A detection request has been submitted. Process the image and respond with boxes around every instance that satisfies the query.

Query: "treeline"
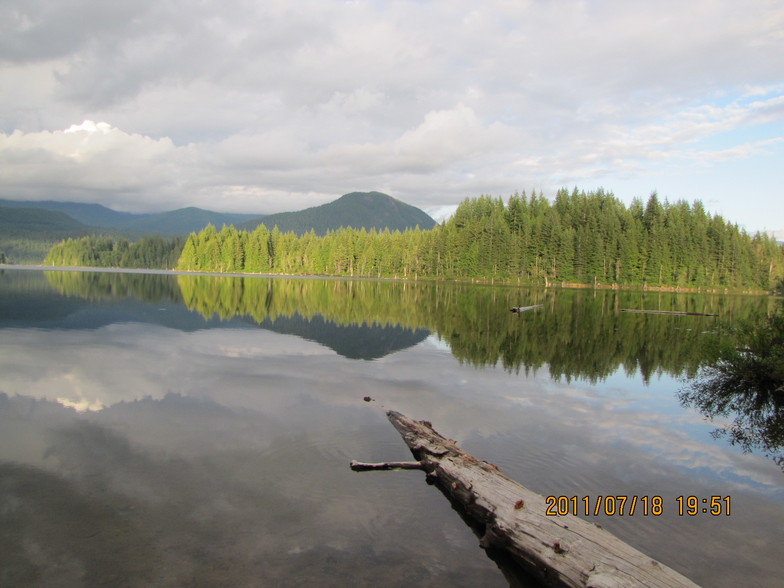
[2,238,63,264]
[44,235,185,269]
[177,189,784,291]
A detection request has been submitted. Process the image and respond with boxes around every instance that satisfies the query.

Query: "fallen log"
[354,411,700,588]
[620,309,717,317]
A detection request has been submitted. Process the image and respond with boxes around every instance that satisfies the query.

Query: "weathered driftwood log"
[369,411,700,588]
[620,309,717,317]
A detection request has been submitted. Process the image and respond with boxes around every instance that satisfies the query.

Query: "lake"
[0,267,782,587]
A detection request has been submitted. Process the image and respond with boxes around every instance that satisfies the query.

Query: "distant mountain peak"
[240,191,436,235]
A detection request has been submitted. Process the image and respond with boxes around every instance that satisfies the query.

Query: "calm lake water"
[1,267,782,587]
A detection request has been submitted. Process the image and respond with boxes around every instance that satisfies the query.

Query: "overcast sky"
[1,1,782,234]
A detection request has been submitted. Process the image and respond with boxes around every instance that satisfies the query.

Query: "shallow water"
[0,268,782,587]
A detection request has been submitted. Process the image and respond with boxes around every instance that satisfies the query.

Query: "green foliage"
[680,306,784,468]
[0,239,56,264]
[44,235,185,269]
[177,189,784,291]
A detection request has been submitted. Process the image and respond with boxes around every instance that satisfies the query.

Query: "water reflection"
[0,270,428,360]
[36,269,775,381]
[260,314,429,360]
[679,307,784,471]
[0,392,506,587]
[682,381,784,471]
[2,268,784,586]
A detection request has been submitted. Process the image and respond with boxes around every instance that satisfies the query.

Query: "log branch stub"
[349,460,425,472]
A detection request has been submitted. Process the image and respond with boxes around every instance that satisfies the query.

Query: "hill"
[0,205,93,236]
[0,199,261,236]
[0,198,146,228]
[240,191,436,235]
[0,191,436,264]
[120,207,262,236]
[0,205,94,263]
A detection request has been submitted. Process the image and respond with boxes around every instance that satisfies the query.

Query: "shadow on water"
[432,483,546,588]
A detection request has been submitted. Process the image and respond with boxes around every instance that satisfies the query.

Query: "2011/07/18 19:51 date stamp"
[544,495,731,517]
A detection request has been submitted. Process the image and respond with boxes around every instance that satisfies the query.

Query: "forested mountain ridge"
[0,198,261,236]
[173,189,783,291]
[118,207,262,236]
[1,191,433,263]
[0,205,95,263]
[0,192,435,237]
[0,205,92,235]
[0,198,146,227]
[0,199,259,263]
[38,188,784,292]
[239,191,436,235]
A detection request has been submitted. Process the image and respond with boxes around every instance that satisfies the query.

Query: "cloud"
[320,104,516,174]
[0,122,189,211]
[0,0,782,228]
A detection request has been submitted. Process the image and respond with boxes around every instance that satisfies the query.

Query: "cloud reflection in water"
[1,272,783,586]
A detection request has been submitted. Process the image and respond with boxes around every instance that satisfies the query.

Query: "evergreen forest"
[44,189,784,291]
[44,235,185,270]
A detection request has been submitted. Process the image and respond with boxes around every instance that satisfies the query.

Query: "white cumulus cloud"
[0,0,782,228]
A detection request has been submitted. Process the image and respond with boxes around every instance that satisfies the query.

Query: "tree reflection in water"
[680,306,784,471]
[40,269,777,383]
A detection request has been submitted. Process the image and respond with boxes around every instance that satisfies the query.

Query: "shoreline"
[0,263,326,281]
[0,263,772,295]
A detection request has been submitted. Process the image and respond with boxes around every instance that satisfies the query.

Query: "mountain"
[0,192,435,238]
[239,191,436,235]
[0,198,146,228]
[0,205,93,237]
[0,199,261,236]
[119,207,261,236]
[0,205,96,263]
[0,191,436,263]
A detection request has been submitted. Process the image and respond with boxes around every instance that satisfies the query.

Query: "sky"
[0,0,782,235]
